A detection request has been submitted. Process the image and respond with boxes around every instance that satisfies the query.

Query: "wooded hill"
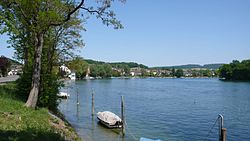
[85,59,223,70]
[152,64,224,70]
[85,59,148,69]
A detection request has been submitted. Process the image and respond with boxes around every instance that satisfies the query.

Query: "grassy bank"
[0,83,81,141]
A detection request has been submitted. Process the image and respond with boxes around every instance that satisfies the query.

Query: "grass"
[0,83,81,141]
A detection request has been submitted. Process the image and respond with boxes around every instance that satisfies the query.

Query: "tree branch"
[50,0,85,26]
[80,7,101,15]
[80,7,107,22]
[5,1,32,26]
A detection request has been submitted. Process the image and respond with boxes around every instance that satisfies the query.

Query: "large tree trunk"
[25,33,44,108]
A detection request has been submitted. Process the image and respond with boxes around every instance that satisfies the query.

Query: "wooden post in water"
[221,128,226,141]
[121,95,125,136]
[92,90,94,116]
[77,88,79,105]
[218,114,226,141]
[76,87,80,120]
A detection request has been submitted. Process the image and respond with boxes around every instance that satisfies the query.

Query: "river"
[58,78,250,141]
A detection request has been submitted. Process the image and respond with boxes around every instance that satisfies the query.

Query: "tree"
[171,68,175,77]
[67,57,88,78]
[219,59,250,81]
[103,64,112,77]
[0,0,124,108]
[90,64,99,77]
[219,64,232,80]
[175,69,183,78]
[0,56,11,77]
[123,65,130,76]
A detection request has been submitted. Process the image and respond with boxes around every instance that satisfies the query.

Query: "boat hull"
[97,111,123,128]
[97,116,122,128]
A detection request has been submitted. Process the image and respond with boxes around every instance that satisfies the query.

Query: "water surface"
[58,78,250,141]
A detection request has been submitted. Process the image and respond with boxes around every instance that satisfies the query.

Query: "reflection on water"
[59,78,250,141]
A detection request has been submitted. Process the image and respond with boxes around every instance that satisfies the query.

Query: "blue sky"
[1,0,250,67]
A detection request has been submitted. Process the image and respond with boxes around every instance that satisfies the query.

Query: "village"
[1,55,219,79]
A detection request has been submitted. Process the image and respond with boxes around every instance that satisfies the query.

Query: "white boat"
[84,76,95,80]
[68,72,76,80]
[57,92,70,99]
[97,111,123,128]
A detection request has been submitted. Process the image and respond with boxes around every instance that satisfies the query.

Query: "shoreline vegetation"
[219,59,250,81]
[0,83,82,141]
[64,57,222,79]
[64,58,250,81]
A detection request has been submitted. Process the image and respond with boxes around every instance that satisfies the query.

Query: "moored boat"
[57,92,70,99]
[97,111,123,128]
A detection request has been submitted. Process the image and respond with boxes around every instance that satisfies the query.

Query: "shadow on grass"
[0,128,65,141]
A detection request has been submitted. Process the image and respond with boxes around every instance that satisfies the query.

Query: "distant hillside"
[85,59,223,70]
[152,63,224,70]
[203,64,224,69]
[85,59,105,65]
[85,59,148,69]
[109,62,148,69]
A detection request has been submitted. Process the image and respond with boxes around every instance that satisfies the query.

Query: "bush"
[16,68,32,101]
[16,66,62,111]
[39,73,62,111]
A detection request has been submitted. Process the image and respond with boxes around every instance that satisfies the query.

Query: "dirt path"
[0,75,19,84]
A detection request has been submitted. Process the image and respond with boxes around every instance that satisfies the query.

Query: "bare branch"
[50,0,85,26]
[81,7,101,14]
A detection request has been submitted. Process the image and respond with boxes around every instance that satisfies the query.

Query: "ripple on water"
[59,78,250,141]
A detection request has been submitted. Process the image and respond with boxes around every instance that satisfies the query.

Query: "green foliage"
[67,57,88,78]
[16,60,61,111]
[39,74,62,111]
[85,59,105,65]
[111,70,121,77]
[199,69,213,77]
[0,0,125,108]
[0,82,18,100]
[171,68,175,77]
[219,59,250,81]
[175,69,184,78]
[89,64,99,77]
[90,64,112,78]
[16,70,32,101]
[85,59,148,69]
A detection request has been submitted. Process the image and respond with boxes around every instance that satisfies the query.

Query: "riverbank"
[0,83,82,141]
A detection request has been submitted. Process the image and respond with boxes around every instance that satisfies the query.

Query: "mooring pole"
[92,90,94,116]
[76,87,80,120]
[77,88,79,105]
[222,128,226,141]
[218,114,226,141]
[121,95,125,136]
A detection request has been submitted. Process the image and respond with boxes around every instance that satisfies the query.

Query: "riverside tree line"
[218,59,250,81]
[66,58,250,80]
[64,58,220,78]
[0,0,125,110]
